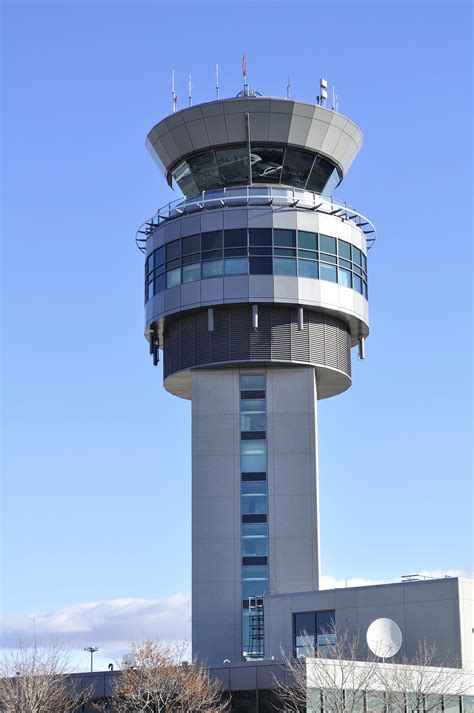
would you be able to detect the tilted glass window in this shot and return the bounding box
[215,146,249,185]
[251,146,284,183]
[241,439,267,473]
[281,147,315,189]
[182,233,200,255]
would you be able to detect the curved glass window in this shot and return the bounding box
[172,144,340,196]
[145,230,368,302]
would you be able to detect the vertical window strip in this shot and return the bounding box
[240,373,267,659]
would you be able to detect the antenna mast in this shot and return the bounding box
[242,53,248,96]
[171,69,177,113]
[287,76,291,100]
[188,74,192,107]
[216,64,220,100]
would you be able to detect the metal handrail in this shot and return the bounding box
[135,186,377,254]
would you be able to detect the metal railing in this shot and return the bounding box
[135,186,377,253]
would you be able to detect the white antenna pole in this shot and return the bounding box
[188,74,192,107]
[216,64,220,100]
[242,53,248,95]
[171,69,176,113]
[335,94,339,112]
[332,85,335,111]
[287,76,291,99]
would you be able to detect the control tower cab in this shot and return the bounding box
[136,90,376,663]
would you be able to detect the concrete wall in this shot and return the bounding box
[264,578,470,667]
[192,366,320,664]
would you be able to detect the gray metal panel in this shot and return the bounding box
[201,211,224,231]
[274,276,298,301]
[203,115,228,145]
[180,282,201,307]
[249,112,270,142]
[224,112,247,142]
[288,114,312,145]
[223,275,249,300]
[185,118,210,150]
[179,214,201,237]
[200,277,224,303]
[223,209,248,228]
[164,285,181,311]
[248,275,274,300]
[170,124,194,154]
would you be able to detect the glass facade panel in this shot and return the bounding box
[145,230,368,301]
[182,233,200,254]
[224,229,247,247]
[201,260,223,278]
[366,692,386,712]
[320,234,336,254]
[242,523,267,557]
[444,696,462,712]
[249,228,272,246]
[166,239,181,261]
[166,267,181,288]
[274,228,296,247]
[241,374,266,390]
[241,481,267,514]
[225,258,248,275]
[353,274,363,293]
[251,146,284,183]
[241,399,266,431]
[241,439,267,473]
[182,262,201,283]
[298,259,318,278]
[338,267,352,288]
[201,230,223,250]
[320,263,337,282]
[338,239,351,260]
[172,159,199,196]
[249,256,272,274]
[274,257,297,276]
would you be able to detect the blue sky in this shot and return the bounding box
[1,0,472,669]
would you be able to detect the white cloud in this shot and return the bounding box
[1,595,191,667]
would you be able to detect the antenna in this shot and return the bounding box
[335,93,339,112]
[216,64,220,100]
[332,85,336,111]
[320,77,328,107]
[287,76,291,100]
[188,74,192,107]
[242,53,248,96]
[171,69,176,113]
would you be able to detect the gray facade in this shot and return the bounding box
[192,367,319,664]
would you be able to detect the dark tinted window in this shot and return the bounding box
[215,146,249,185]
[201,230,223,250]
[155,245,165,266]
[224,229,247,247]
[182,234,200,254]
[249,228,272,246]
[166,239,181,261]
[187,151,220,192]
[294,612,315,637]
[338,239,351,260]
[249,257,272,274]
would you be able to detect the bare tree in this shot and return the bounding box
[0,638,92,713]
[273,624,380,713]
[112,639,229,712]
[375,640,469,713]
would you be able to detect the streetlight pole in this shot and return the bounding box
[84,646,99,672]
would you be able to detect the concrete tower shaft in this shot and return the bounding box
[138,94,375,664]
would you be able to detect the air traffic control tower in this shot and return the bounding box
[136,84,376,664]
